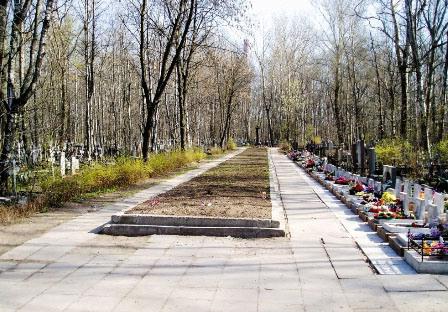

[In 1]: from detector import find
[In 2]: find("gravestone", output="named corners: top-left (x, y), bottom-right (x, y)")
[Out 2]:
top-left (402, 180), bottom-right (410, 194)
top-left (394, 178), bottom-right (402, 198)
top-left (428, 203), bottom-right (440, 227)
top-left (60, 152), bottom-right (66, 177)
top-left (424, 188), bottom-right (433, 208)
top-left (382, 165), bottom-right (397, 188)
top-left (433, 192), bottom-right (444, 215)
top-left (356, 140), bottom-right (366, 173)
top-left (400, 192), bottom-right (409, 216)
top-left (71, 157), bottom-right (80, 175)
top-left (368, 178), bottom-right (375, 189)
top-left (415, 198), bottom-right (425, 220)
top-left (413, 184), bottom-right (422, 200)
top-left (351, 143), bottom-right (357, 171)
top-left (368, 147), bottom-right (376, 176)
top-left (375, 181), bottom-right (382, 193)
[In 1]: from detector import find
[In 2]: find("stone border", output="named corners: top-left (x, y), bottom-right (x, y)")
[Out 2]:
top-left (110, 213), bottom-right (280, 228)
top-left (300, 161), bottom-right (448, 274)
top-left (102, 224), bottom-right (285, 238)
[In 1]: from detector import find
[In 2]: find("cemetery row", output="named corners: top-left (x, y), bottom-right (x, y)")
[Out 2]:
top-left (287, 150), bottom-right (448, 274)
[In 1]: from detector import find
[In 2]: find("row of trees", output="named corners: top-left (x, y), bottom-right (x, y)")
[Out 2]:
top-left (0, 0), bottom-right (252, 192)
top-left (253, 0), bottom-right (448, 158)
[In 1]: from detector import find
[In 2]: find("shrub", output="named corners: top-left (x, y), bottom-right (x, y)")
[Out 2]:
top-left (375, 138), bottom-right (413, 166)
top-left (433, 138), bottom-right (448, 163)
top-left (209, 147), bottom-right (224, 156)
top-left (279, 140), bottom-right (292, 153)
top-left (40, 148), bottom-right (206, 207)
top-left (226, 138), bottom-right (237, 150)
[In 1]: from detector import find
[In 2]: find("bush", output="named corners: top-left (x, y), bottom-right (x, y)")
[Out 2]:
top-left (375, 138), bottom-right (413, 166)
top-left (226, 138), bottom-right (237, 150)
top-left (433, 138), bottom-right (448, 163)
top-left (41, 148), bottom-right (206, 207)
top-left (279, 140), bottom-right (292, 153)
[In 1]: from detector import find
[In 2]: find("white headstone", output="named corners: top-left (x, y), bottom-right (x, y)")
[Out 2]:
top-left (368, 178), bottom-right (375, 188)
top-left (400, 192), bottom-right (409, 216)
top-left (415, 198), bottom-right (425, 220)
top-left (71, 157), bottom-right (79, 175)
top-left (403, 180), bottom-right (410, 194)
top-left (394, 179), bottom-right (402, 197)
top-left (428, 203), bottom-right (439, 226)
top-left (434, 192), bottom-right (444, 214)
top-left (424, 188), bottom-right (433, 208)
top-left (60, 152), bottom-right (66, 177)
top-left (413, 184), bottom-right (421, 199)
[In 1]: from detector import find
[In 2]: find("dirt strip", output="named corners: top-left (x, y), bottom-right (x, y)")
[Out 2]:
top-left (128, 147), bottom-right (271, 219)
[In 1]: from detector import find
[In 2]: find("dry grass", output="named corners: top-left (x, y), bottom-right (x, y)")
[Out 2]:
top-left (0, 197), bottom-right (46, 225)
top-left (128, 147), bottom-right (272, 219)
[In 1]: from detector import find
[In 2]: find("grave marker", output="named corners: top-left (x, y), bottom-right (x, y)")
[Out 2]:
top-left (60, 152), bottom-right (66, 177)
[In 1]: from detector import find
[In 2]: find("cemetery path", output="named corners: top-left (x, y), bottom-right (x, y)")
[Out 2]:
top-left (0, 148), bottom-right (447, 311)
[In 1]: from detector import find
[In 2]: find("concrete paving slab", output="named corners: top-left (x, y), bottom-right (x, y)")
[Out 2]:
top-left (379, 274), bottom-right (447, 292)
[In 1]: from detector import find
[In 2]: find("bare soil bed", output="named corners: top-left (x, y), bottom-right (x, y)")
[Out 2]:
top-left (128, 148), bottom-right (271, 219)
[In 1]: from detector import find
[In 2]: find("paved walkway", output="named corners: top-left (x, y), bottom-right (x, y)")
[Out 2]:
top-left (1, 149), bottom-right (448, 311)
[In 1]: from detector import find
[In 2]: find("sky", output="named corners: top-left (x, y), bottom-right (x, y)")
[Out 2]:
top-left (249, 0), bottom-right (316, 26)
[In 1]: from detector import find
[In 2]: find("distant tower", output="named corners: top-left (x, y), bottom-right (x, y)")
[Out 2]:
top-left (243, 39), bottom-right (250, 55)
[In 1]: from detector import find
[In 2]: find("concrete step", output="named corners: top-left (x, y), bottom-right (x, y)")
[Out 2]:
top-left (111, 213), bottom-right (280, 228)
top-left (101, 223), bottom-right (286, 238)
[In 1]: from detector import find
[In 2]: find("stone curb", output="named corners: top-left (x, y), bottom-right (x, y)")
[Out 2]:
top-left (110, 213), bottom-right (280, 228)
top-left (101, 223), bottom-right (286, 238)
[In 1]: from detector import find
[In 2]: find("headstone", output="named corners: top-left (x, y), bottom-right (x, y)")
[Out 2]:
top-left (337, 149), bottom-right (343, 164)
top-left (413, 184), bottom-right (422, 200)
top-left (60, 152), bottom-right (66, 177)
top-left (368, 178), bottom-right (375, 189)
top-left (424, 188), bottom-right (433, 208)
top-left (428, 203), bottom-right (440, 227)
top-left (382, 165), bottom-right (397, 187)
top-left (368, 147), bottom-right (376, 176)
top-left (400, 192), bottom-right (409, 216)
top-left (403, 180), bottom-right (410, 195)
top-left (375, 181), bottom-right (382, 193)
top-left (415, 198), bottom-right (425, 220)
top-left (351, 143), bottom-right (357, 171)
top-left (434, 192), bottom-right (444, 215)
top-left (71, 157), bottom-right (79, 175)
top-left (394, 178), bottom-right (402, 198)
top-left (357, 140), bottom-right (366, 173)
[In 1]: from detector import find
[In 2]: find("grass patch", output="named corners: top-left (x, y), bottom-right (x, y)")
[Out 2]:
top-left (0, 148), bottom-right (206, 224)
top-left (129, 147), bottom-right (271, 219)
